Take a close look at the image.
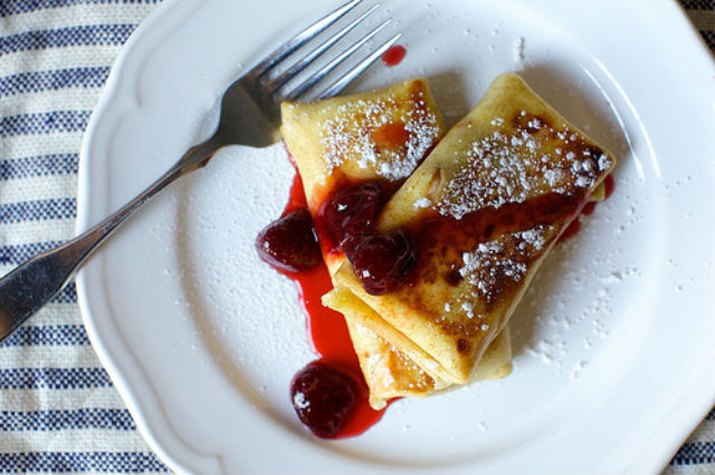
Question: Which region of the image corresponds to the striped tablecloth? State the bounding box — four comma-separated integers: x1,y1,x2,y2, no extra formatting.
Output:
0,1,713,473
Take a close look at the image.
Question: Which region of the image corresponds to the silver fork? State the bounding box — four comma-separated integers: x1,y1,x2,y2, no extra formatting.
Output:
0,0,400,342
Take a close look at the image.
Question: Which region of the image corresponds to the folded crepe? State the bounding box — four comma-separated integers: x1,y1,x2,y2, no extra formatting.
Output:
281,78,513,408
325,72,616,392
325,287,512,407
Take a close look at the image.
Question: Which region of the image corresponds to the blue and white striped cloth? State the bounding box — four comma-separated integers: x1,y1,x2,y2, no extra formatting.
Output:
1,1,169,472
0,1,713,473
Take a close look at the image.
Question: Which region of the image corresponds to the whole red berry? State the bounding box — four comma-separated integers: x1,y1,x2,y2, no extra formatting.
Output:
290,361,357,438
318,182,382,247
255,209,322,273
344,230,417,295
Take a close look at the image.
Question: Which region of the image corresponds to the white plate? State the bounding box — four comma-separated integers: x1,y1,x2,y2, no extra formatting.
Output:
76,0,715,473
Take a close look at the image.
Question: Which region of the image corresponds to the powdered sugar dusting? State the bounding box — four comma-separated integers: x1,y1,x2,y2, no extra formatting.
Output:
321,91,441,181
437,115,612,220
292,391,310,409
413,197,432,209
463,227,544,291
448,226,548,316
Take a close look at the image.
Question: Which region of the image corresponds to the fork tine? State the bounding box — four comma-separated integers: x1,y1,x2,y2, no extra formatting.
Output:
266,3,380,93
250,0,363,78
278,19,392,102
315,32,401,100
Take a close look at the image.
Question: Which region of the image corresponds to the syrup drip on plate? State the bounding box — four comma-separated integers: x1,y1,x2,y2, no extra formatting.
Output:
381,45,407,67
256,166,387,439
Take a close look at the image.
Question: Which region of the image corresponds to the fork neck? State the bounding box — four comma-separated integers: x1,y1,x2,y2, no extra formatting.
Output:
174,134,224,176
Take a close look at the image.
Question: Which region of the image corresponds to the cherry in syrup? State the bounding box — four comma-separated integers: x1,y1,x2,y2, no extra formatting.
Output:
318,181,382,247
344,230,417,295
290,361,358,438
255,208,322,273
256,158,395,438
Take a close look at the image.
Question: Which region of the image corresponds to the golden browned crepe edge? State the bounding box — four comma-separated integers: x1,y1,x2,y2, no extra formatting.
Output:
325,287,512,409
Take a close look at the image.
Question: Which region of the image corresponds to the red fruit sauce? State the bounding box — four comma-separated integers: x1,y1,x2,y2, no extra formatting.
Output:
316,180,417,296
275,171,387,438
381,45,407,67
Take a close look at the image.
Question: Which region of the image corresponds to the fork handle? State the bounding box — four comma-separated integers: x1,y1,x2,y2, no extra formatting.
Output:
0,136,221,341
